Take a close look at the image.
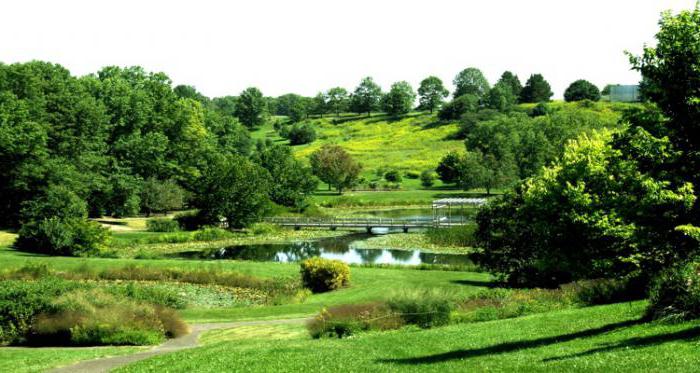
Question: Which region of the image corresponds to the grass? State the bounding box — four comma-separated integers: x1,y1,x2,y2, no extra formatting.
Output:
116,301,700,372
0,346,144,373
199,323,305,345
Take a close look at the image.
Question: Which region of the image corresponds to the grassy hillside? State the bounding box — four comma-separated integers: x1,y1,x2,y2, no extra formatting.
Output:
117,301,700,372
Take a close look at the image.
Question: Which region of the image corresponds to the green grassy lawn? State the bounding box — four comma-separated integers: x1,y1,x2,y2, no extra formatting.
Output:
117,301,700,372
0,346,144,373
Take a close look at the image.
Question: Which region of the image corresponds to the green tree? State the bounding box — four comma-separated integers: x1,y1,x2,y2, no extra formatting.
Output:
287,123,317,145
254,145,318,209
326,87,348,116
498,71,523,98
276,93,307,123
436,152,461,184
453,68,490,99
235,87,267,128
417,76,449,113
437,94,480,121
194,154,271,228
564,80,601,102
309,145,362,194
486,82,517,112
519,74,553,103
349,77,382,116
310,92,328,117
382,81,416,117
140,178,185,216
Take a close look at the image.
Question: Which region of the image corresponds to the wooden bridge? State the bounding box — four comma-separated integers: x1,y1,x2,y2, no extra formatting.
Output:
264,217,467,233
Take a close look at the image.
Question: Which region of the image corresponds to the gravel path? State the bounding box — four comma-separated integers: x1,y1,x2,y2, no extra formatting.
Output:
48,318,309,373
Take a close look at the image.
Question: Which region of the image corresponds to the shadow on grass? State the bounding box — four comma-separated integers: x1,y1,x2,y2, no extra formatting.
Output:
377,318,644,365
542,326,700,362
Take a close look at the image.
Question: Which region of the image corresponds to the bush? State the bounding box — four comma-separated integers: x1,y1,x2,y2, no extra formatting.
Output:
307,303,402,339
647,262,700,322
287,123,317,145
384,170,402,183
405,171,420,179
425,225,477,247
174,211,204,231
388,290,454,328
420,170,436,187
566,275,646,306
14,217,109,256
30,289,188,346
146,218,180,232
193,227,235,241
248,222,279,235
300,257,350,293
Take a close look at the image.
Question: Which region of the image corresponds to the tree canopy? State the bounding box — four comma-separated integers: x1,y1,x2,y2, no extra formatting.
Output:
417,76,449,113
519,74,553,103
382,81,416,117
453,68,490,99
349,77,382,116
564,80,601,102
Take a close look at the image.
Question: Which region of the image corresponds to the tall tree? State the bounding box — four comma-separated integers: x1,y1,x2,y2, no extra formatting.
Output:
254,144,318,209
326,87,349,116
453,68,490,99
310,92,328,117
519,74,553,103
309,145,362,194
417,76,449,113
235,87,267,128
498,71,523,98
382,81,416,117
350,77,382,117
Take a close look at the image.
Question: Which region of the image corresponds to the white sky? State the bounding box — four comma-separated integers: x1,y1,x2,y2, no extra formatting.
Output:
1,0,696,99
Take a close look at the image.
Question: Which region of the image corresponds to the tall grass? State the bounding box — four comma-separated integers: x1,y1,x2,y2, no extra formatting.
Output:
425,224,477,247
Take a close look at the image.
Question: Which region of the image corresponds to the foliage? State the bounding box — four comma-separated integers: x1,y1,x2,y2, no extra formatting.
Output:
193,154,271,229
173,211,204,231
146,218,180,233
420,170,436,187
452,67,490,99
349,77,382,116
425,225,477,247
309,144,362,194
326,87,348,116
564,79,601,102
15,217,109,257
307,303,402,338
286,123,317,145
254,144,317,209
387,290,454,328
275,93,307,123
382,81,416,117
436,151,461,184
192,227,236,241
140,179,184,216
299,257,350,293
647,262,700,322
417,76,449,113
384,169,402,183
519,74,553,103
438,93,480,120
235,87,267,128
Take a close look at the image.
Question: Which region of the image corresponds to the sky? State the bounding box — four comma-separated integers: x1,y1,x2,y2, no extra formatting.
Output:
1,0,696,99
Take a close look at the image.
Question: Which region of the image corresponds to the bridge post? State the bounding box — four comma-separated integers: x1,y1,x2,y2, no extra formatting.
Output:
366,226,372,234
403,226,409,233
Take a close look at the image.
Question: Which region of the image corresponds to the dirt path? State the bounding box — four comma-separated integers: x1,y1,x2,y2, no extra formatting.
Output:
48,318,309,373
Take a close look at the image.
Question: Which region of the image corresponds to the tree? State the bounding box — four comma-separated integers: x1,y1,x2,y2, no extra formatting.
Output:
326,87,348,116
382,81,416,117
287,123,317,145
453,68,490,99
310,92,328,117
140,178,185,216
235,87,267,128
309,145,362,194
437,94,480,121
194,154,271,229
276,93,307,123
349,77,382,116
384,170,402,183
254,145,318,209
498,71,522,98
417,76,449,113
519,74,553,103
564,80,601,102
456,151,516,195
420,170,436,188
486,82,517,112
436,152,461,184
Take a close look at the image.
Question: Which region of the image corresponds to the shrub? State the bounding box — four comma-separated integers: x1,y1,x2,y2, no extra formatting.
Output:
287,123,317,145
146,218,180,232
388,290,454,328
566,275,646,306
420,170,436,187
307,303,402,339
30,289,188,346
174,211,205,231
384,170,402,183
14,217,109,256
405,171,420,179
300,257,350,293
647,262,700,322
193,227,235,241
248,222,279,235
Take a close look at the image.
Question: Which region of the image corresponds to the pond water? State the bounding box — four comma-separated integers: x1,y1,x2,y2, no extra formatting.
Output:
177,233,473,266
356,208,476,224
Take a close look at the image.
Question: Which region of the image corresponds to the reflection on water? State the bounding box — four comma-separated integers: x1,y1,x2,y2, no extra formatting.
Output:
177,233,473,266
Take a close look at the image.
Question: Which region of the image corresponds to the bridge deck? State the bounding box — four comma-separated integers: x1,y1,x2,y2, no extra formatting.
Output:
264,217,466,229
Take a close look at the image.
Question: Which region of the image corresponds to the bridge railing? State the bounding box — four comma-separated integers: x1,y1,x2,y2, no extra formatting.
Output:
263,217,463,227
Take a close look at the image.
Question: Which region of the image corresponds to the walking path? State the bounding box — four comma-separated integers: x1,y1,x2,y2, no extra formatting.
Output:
49,318,309,373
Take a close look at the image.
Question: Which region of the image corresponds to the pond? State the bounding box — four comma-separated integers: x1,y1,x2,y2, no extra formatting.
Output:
177,233,474,266
355,208,476,224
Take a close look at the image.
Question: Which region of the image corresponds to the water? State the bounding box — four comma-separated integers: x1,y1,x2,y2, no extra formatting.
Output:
177,233,473,266
356,208,476,224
